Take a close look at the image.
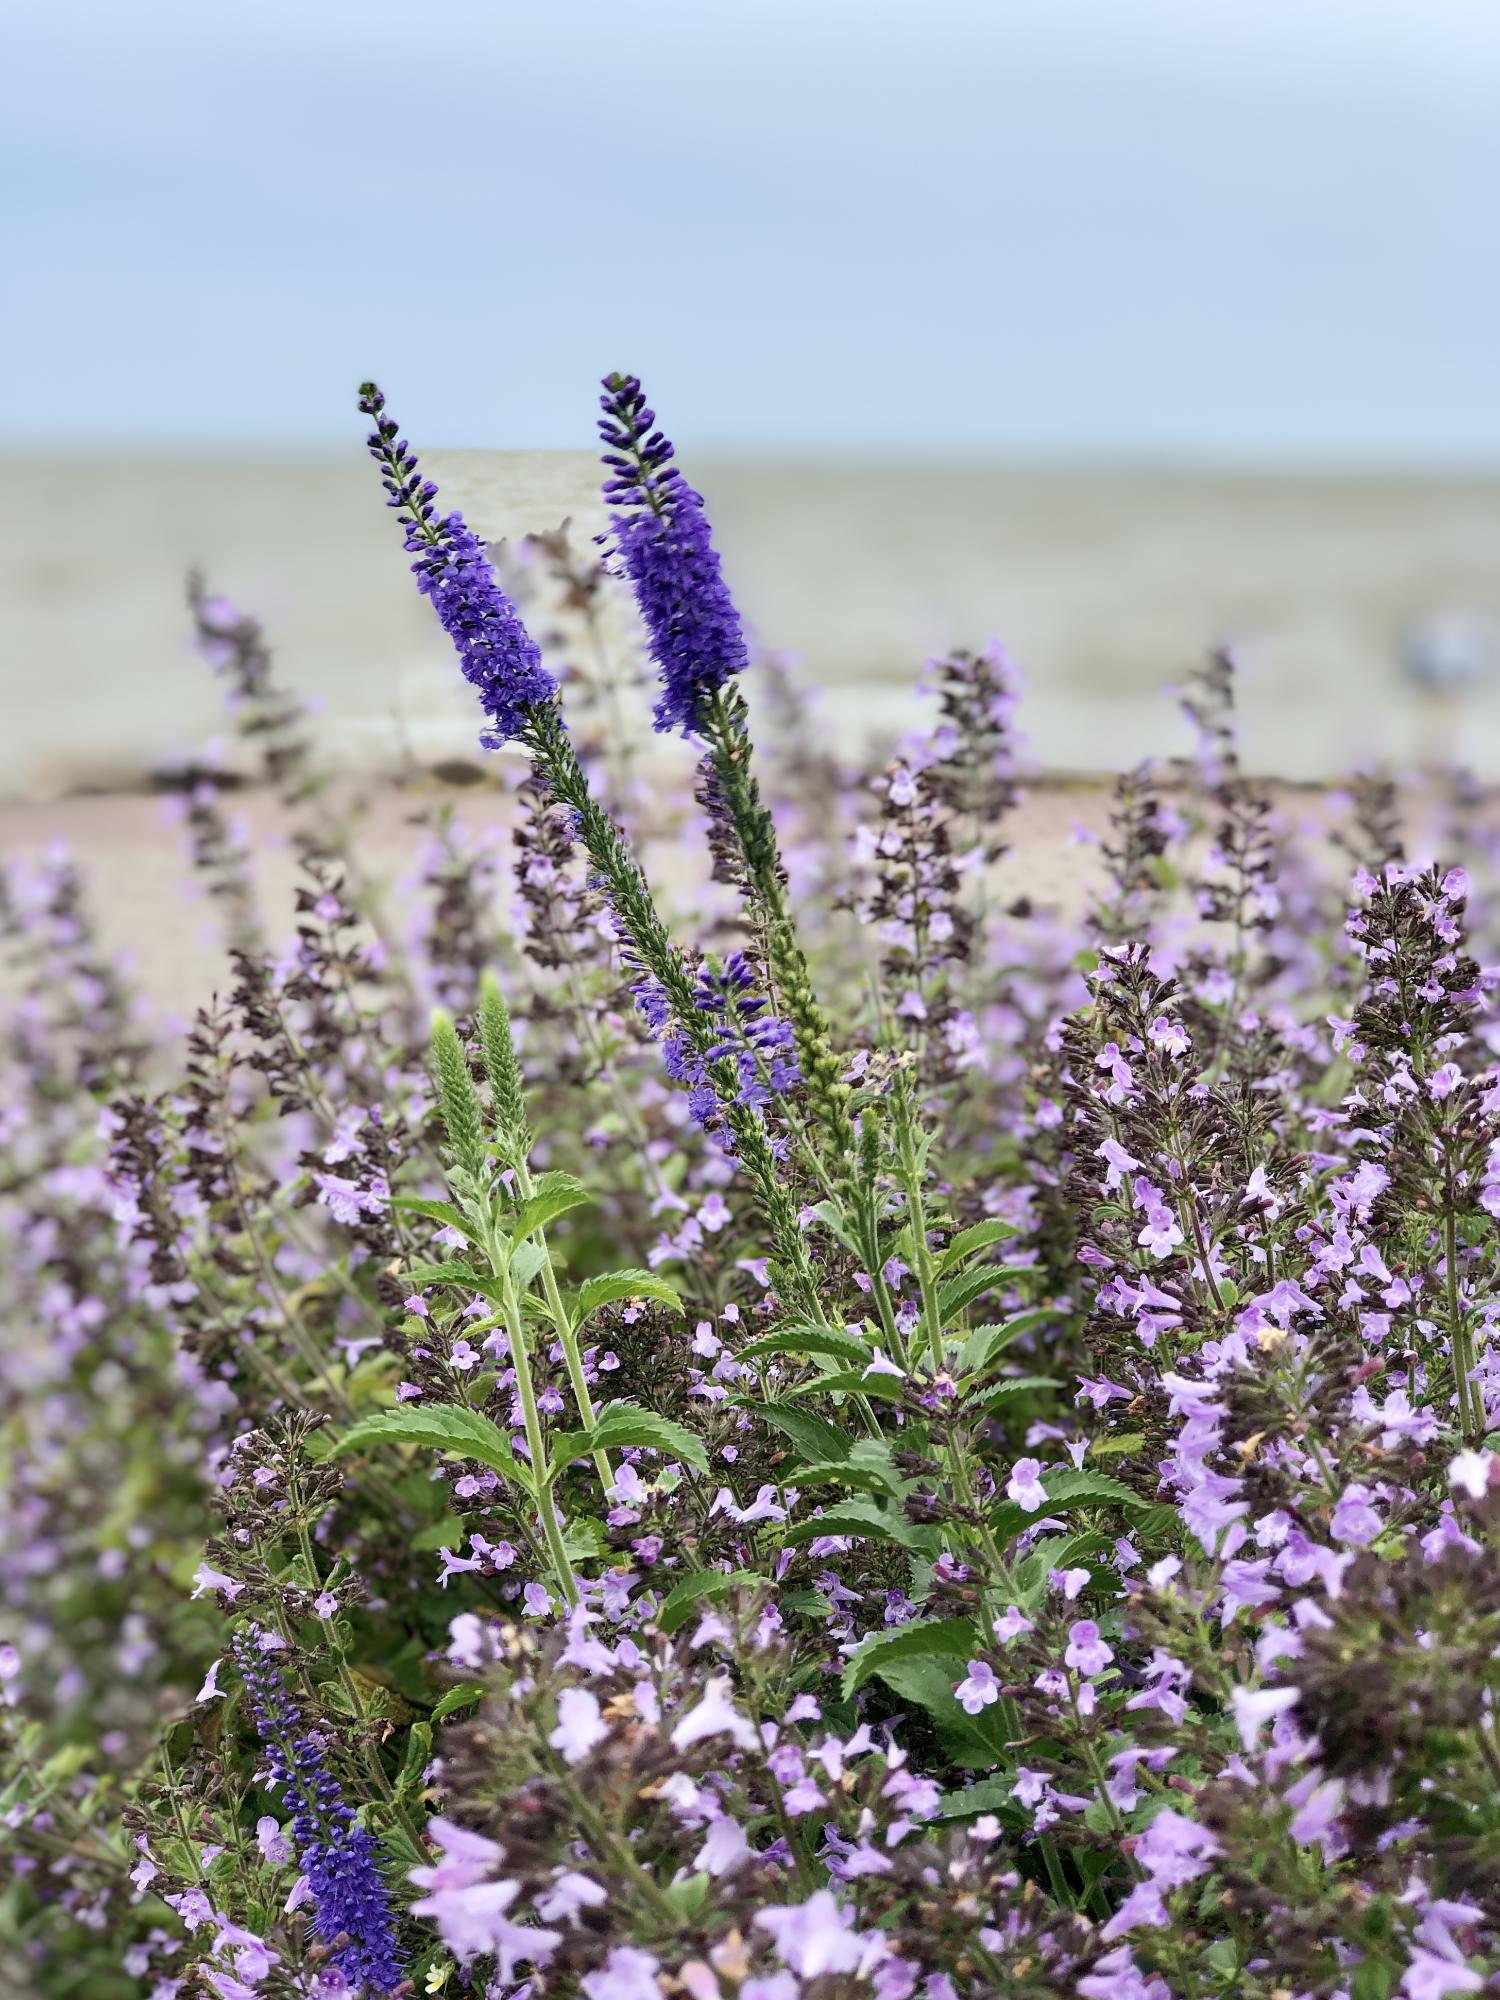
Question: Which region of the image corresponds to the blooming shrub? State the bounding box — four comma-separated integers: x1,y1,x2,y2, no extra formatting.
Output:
4,376,1500,2000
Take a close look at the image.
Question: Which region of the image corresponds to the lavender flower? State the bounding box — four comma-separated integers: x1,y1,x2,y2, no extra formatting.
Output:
359,383,555,745
232,1635,404,1993
598,372,748,735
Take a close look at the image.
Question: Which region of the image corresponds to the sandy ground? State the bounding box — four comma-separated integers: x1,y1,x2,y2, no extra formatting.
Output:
5,454,1500,796
0,777,1128,1019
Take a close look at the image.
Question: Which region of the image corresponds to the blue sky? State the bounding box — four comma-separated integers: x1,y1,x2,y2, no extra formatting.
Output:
8,0,1500,457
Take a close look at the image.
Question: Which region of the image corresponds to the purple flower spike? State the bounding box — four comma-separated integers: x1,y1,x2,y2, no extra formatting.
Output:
360,383,556,747
233,1633,404,1993
599,373,748,737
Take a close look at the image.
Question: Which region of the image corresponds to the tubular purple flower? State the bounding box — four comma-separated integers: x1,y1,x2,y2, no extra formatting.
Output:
359,383,556,746
598,372,748,736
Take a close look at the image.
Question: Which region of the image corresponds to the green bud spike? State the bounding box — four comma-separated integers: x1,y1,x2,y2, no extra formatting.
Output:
429,1010,488,1181
478,971,527,1147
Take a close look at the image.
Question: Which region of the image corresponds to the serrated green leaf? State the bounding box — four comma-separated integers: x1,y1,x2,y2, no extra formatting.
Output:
574,1269,684,1319
959,1309,1062,1378
430,1682,486,1723
395,1720,433,1797
389,1195,472,1236
786,1366,906,1401
550,1400,708,1477
782,1502,940,1554
842,1616,977,1698
1091,1433,1147,1458
744,1402,852,1464
934,1775,1023,1820
508,1172,592,1242
869,1655,1013,1767
937,1218,1021,1274
657,1568,767,1635
402,1260,506,1304
935,1265,1025,1324
973,1374,1063,1411
737,1324,873,1368
1043,1467,1147,1510
332,1405,528,1487
789,1461,891,1495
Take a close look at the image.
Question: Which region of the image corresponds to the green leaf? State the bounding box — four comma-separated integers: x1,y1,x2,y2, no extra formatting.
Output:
389,1194,472,1236
1043,1467,1147,1510
805,1197,860,1256
782,1501,940,1555
402,1260,506,1303
868,1655,1012,1767
332,1405,527,1487
430,1682,486,1723
936,1266,1010,1324
744,1402,852,1464
959,1310,1062,1378
937,1218,1021,1274
1091,1433,1147,1458
395,1720,433,1798
574,1269,684,1319
737,1324,873,1369
664,1871,711,1919
842,1616,977,1698
972,1374,1064,1414
791,1461,892,1495
787,1366,906,1401
934,1775,1023,1820
550,1401,709,1477
508,1172,592,1242
657,1568,767,1635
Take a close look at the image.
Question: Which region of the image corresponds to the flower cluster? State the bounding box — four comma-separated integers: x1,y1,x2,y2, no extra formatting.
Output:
9,367,1500,2000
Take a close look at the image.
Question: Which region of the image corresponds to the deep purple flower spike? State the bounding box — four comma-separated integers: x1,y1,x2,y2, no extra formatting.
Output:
359,382,556,747
598,373,749,737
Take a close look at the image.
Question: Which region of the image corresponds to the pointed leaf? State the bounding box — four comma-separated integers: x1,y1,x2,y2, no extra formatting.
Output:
509,1172,592,1242
935,1267,1009,1324
842,1616,977,1698
782,1502,940,1554
574,1269,684,1319
937,1218,1021,1274
332,1405,526,1488
657,1568,767,1635
430,1682,486,1723
389,1195,472,1236
972,1374,1063,1411
550,1401,708,1477
959,1310,1063,1379
737,1323,875,1369
743,1402,852,1464
402,1260,506,1304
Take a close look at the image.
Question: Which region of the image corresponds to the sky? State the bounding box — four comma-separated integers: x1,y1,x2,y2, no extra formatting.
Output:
7,0,1500,459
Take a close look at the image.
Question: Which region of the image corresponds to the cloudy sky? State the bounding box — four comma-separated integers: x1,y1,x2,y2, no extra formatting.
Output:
7,0,1499,457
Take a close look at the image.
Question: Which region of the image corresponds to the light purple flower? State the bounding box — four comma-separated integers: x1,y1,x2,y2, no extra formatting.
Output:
954,1660,1001,1715
1006,1458,1047,1512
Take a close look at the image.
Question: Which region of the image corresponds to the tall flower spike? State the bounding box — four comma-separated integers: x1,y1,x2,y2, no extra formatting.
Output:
232,1633,404,1993
359,382,556,746
599,372,749,736
360,385,821,1312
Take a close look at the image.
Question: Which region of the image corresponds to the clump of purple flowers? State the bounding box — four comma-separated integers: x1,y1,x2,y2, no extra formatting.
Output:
232,1633,405,1994
15,370,1500,2000
598,371,749,736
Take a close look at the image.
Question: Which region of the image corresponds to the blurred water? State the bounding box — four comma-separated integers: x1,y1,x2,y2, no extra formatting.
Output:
3,451,1499,795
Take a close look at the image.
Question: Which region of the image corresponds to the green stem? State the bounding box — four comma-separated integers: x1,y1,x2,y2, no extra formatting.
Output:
513,1156,613,1493
485,1220,578,1604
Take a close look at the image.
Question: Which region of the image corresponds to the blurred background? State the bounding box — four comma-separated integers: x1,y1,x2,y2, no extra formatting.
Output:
3,0,1500,986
